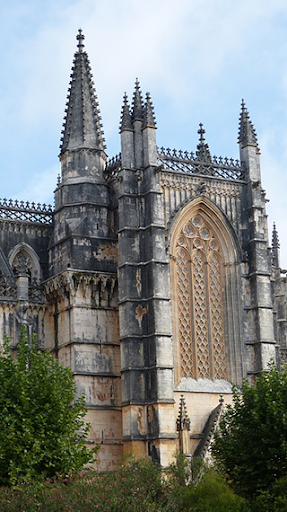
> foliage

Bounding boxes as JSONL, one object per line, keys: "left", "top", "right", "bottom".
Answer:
{"left": 250, "top": 476, "right": 287, "bottom": 512}
{"left": 0, "top": 456, "right": 251, "bottom": 512}
{"left": 0, "top": 459, "right": 179, "bottom": 512}
{"left": 0, "top": 327, "right": 94, "bottom": 485}
{"left": 182, "top": 469, "right": 248, "bottom": 512}
{"left": 212, "top": 363, "right": 287, "bottom": 497}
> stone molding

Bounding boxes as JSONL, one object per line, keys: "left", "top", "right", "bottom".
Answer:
{"left": 44, "top": 270, "right": 117, "bottom": 301}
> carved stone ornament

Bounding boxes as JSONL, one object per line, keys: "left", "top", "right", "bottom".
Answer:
{"left": 13, "top": 250, "right": 32, "bottom": 275}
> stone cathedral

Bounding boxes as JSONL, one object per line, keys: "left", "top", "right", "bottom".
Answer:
{"left": 0, "top": 30, "right": 285, "bottom": 470}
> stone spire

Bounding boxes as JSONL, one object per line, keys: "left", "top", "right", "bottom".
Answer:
{"left": 60, "top": 29, "right": 106, "bottom": 155}
{"left": 196, "top": 123, "right": 211, "bottom": 162}
{"left": 272, "top": 222, "right": 280, "bottom": 268}
{"left": 238, "top": 100, "right": 260, "bottom": 152}
{"left": 131, "top": 78, "right": 144, "bottom": 122}
{"left": 119, "top": 92, "right": 133, "bottom": 132}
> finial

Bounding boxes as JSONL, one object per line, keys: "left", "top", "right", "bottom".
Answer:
{"left": 198, "top": 122, "right": 206, "bottom": 143}
{"left": 196, "top": 123, "right": 211, "bottom": 162}
{"left": 76, "top": 29, "right": 85, "bottom": 52}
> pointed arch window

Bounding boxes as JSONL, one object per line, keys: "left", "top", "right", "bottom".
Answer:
{"left": 174, "top": 213, "right": 227, "bottom": 380}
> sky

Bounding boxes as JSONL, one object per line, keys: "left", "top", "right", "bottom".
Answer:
{"left": 1, "top": 0, "right": 287, "bottom": 265}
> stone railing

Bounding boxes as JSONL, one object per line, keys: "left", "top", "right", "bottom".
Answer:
{"left": 104, "top": 148, "right": 244, "bottom": 181}
{"left": 0, "top": 199, "right": 53, "bottom": 225}
{"left": 157, "top": 147, "right": 244, "bottom": 181}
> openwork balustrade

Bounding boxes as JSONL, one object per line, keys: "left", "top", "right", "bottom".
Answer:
{"left": 104, "top": 148, "right": 244, "bottom": 181}
{"left": 0, "top": 199, "right": 53, "bottom": 225}
{"left": 158, "top": 147, "right": 245, "bottom": 181}
{"left": 105, "top": 153, "right": 122, "bottom": 180}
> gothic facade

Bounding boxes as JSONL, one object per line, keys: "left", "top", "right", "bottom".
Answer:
{"left": 0, "top": 30, "right": 285, "bottom": 470}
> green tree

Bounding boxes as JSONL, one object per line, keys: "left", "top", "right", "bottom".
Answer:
{"left": 0, "top": 327, "right": 94, "bottom": 485}
{"left": 182, "top": 469, "right": 248, "bottom": 512}
{"left": 212, "top": 363, "right": 287, "bottom": 498}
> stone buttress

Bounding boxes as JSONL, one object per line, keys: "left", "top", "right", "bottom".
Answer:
{"left": 117, "top": 82, "right": 175, "bottom": 465}
{"left": 238, "top": 101, "right": 276, "bottom": 375}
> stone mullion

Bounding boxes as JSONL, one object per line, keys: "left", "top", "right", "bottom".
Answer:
{"left": 205, "top": 256, "right": 214, "bottom": 380}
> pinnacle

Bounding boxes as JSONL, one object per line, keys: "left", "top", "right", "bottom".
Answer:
{"left": 176, "top": 395, "right": 190, "bottom": 431}
{"left": 238, "top": 99, "right": 259, "bottom": 151}
{"left": 60, "top": 31, "right": 106, "bottom": 154}
{"left": 272, "top": 222, "right": 280, "bottom": 268}
{"left": 143, "top": 92, "right": 157, "bottom": 129}
{"left": 196, "top": 123, "right": 211, "bottom": 162}
{"left": 272, "top": 222, "right": 280, "bottom": 249}
{"left": 131, "top": 78, "right": 144, "bottom": 122}
{"left": 119, "top": 93, "right": 133, "bottom": 132}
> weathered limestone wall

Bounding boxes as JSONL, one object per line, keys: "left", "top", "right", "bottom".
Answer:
{"left": 44, "top": 270, "right": 122, "bottom": 471}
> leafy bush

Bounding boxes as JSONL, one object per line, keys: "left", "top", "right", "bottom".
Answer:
{"left": 182, "top": 469, "right": 248, "bottom": 512}
{"left": 0, "top": 459, "right": 179, "bottom": 511}
{"left": 0, "top": 327, "right": 94, "bottom": 485}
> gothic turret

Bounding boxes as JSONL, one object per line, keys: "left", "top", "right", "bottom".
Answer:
{"left": 59, "top": 29, "right": 106, "bottom": 180}
{"left": 46, "top": 31, "right": 121, "bottom": 472}
{"left": 50, "top": 30, "right": 113, "bottom": 275}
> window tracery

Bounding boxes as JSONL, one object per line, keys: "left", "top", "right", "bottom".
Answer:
{"left": 9, "top": 243, "right": 41, "bottom": 283}
{"left": 175, "top": 213, "right": 227, "bottom": 380}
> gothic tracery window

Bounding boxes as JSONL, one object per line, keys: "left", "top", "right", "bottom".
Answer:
{"left": 175, "top": 213, "right": 227, "bottom": 380}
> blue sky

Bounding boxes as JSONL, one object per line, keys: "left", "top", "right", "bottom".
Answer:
{"left": 1, "top": 0, "right": 287, "bottom": 265}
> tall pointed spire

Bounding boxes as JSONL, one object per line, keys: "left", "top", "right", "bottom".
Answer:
{"left": 131, "top": 78, "right": 144, "bottom": 122}
{"left": 238, "top": 100, "right": 260, "bottom": 152}
{"left": 143, "top": 92, "right": 156, "bottom": 129}
{"left": 196, "top": 123, "right": 211, "bottom": 162}
{"left": 60, "top": 29, "right": 106, "bottom": 155}
{"left": 119, "top": 93, "right": 133, "bottom": 132}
